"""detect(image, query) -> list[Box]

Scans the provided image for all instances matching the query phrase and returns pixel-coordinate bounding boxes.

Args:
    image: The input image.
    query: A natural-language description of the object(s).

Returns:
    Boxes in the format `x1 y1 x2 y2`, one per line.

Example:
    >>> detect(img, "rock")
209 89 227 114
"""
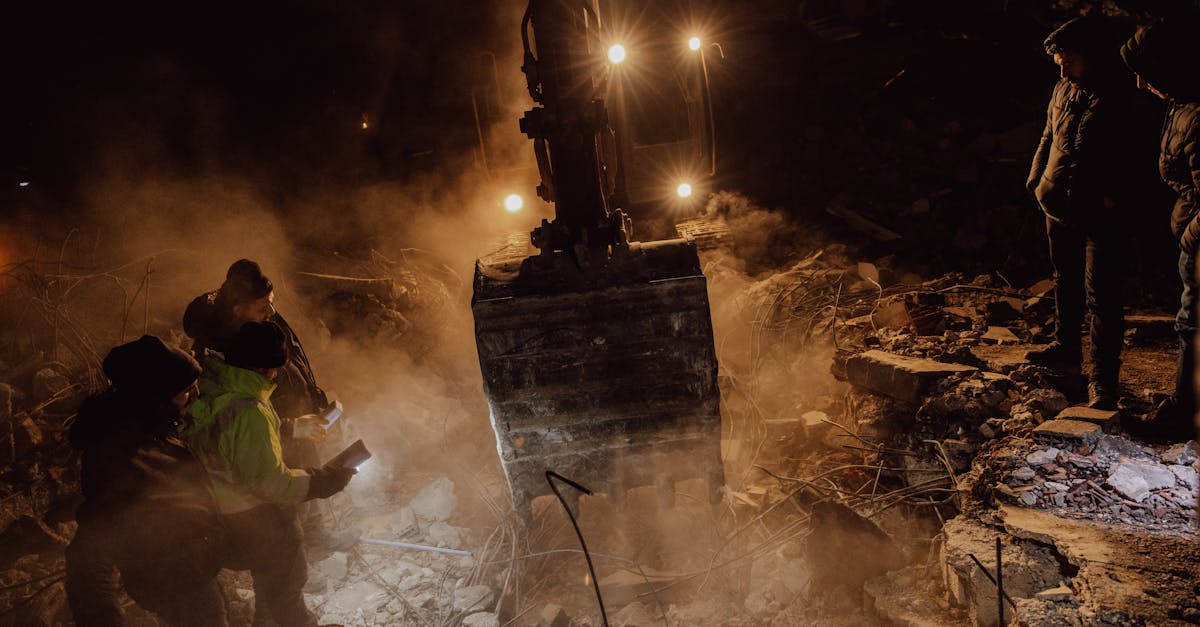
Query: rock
410 478 457 523
1019 491 1038 506
1107 463 1176 502
1033 420 1102 449
389 506 418 538
328 580 387 612
981 326 1020 344
537 603 570 627
1024 389 1071 416
1026 448 1059 466
980 417 1006 439
1094 435 1151 462
1043 481 1069 492
845 350 976 404
1169 488 1197 508
464 611 501 627
13 416 44 460
613 601 656 626
1169 465 1199 491
1011 467 1037 483
1055 406 1119 429
313 552 349 583
872 298 913 331
1034 584 1076 602
1162 441 1199 465
453 585 494 613
426 521 463 548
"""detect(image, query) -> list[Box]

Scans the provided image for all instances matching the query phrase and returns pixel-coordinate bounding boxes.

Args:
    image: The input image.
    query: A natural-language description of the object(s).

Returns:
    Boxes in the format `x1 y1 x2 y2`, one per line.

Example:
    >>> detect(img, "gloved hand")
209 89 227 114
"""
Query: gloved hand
305 466 356 500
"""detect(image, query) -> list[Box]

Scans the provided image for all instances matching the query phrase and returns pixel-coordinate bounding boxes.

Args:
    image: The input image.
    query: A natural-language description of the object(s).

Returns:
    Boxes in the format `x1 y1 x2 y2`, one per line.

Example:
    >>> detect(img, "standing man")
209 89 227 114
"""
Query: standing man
1121 18 1200 441
184 259 353 550
1025 15 1143 410
184 321 356 627
66 335 227 627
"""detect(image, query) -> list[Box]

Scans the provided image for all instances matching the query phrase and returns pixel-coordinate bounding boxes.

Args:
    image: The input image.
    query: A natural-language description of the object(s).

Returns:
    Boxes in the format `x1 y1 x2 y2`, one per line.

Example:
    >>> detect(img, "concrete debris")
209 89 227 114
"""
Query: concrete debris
1161 441 1199 465
1054 406 1119 429
1106 463 1176 503
1033 584 1076 603
312 551 349 584
409 477 457 523
1025 448 1059 466
388 506 418 538
612 601 657 627
536 603 570 627
452 585 494 613
845 349 976 404
981 326 1020 344
1032 419 1101 448
463 611 500 627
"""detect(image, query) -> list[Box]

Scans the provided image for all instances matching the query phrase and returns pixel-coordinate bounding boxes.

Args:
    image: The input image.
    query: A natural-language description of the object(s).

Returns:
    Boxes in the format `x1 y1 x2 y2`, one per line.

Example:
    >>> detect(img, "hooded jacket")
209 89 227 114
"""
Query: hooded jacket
1122 22 1200 252
183 290 327 419
69 390 224 589
183 356 312 513
1028 20 1144 223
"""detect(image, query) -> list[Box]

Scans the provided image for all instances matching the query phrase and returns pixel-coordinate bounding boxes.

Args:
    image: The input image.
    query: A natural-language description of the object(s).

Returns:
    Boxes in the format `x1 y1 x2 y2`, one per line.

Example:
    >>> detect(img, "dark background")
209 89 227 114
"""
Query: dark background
4 0 1195 304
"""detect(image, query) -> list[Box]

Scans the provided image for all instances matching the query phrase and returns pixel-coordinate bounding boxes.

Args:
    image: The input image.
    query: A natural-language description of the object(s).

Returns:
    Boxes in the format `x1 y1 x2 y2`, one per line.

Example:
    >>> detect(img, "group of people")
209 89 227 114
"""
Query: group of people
65 260 356 627
1026 14 1199 442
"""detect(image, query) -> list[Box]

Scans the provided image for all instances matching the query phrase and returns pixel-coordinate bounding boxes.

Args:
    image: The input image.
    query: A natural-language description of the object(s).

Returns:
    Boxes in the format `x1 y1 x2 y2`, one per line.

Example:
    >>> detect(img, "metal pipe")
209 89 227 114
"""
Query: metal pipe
359 538 473 557
996 537 1005 626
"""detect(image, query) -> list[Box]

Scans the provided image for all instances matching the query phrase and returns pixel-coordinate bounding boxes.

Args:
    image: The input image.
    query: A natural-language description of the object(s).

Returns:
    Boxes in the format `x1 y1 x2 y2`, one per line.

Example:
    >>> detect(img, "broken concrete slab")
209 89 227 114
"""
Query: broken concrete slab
410 478 457 523
1161 441 1199 465
1032 420 1102 449
845 350 976 404
463 612 500 627
1054 406 1119 430
1106 463 1176 502
452 585 494 613
981 326 1020 344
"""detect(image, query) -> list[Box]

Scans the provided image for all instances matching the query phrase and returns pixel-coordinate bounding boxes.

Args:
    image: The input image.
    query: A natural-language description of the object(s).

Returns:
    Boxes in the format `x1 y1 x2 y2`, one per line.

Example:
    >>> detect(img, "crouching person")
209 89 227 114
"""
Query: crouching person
184 321 355 627
66 335 227 627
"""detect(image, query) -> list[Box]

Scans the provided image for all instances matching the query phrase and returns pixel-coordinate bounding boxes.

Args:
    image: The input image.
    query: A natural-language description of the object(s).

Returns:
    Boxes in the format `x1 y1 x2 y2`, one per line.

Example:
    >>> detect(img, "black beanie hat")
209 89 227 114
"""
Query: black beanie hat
103 335 201 401
219 259 273 307
226 321 289 370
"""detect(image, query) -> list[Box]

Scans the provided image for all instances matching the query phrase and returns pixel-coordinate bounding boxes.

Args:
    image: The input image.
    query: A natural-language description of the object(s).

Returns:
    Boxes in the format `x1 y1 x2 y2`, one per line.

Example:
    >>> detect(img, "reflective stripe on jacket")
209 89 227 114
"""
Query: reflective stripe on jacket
183 356 310 513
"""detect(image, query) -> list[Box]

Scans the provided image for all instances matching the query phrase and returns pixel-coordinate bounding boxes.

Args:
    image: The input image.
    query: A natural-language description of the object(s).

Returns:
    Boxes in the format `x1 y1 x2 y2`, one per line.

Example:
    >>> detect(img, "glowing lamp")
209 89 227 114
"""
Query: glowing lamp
676 182 693 198
607 44 627 64
504 194 524 212
688 36 702 51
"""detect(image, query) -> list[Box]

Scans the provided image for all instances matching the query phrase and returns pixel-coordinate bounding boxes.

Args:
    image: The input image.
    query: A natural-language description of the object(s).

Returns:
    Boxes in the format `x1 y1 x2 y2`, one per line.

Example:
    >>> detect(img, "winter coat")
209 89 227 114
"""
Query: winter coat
1028 78 1144 223
183 290 327 419
68 391 225 592
1158 102 1200 252
1121 19 1200 252
183 356 312 514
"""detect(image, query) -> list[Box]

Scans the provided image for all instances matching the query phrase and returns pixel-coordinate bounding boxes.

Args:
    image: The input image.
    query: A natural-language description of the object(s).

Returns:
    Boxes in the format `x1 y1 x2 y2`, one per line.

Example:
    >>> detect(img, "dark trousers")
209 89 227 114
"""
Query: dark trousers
222 504 315 627
1046 216 1125 385
282 435 328 540
1174 251 1197 414
66 523 228 627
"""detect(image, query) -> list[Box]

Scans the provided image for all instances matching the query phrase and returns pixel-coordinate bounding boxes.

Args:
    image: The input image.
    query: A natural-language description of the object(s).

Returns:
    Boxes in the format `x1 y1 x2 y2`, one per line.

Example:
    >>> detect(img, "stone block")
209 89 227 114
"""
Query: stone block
845 350 976 404
1054 406 1118 430
1032 420 1102 449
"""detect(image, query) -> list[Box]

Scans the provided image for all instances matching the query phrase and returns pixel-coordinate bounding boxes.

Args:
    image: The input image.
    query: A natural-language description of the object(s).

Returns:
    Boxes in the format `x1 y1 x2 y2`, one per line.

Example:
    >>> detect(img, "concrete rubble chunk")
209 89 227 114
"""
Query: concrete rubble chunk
1025 448 1059 466
1107 463 1176 502
453 585 494 613
1011 467 1036 482
1161 441 1199 465
410 477 457 523
845 350 976 404
537 603 570 627
314 552 349 583
1034 584 1076 603
1032 420 1101 448
389 506 418 538
1169 465 1199 491
1054 406 1119 429
464 612 501 627
612 601 656 627
981 326 1020 344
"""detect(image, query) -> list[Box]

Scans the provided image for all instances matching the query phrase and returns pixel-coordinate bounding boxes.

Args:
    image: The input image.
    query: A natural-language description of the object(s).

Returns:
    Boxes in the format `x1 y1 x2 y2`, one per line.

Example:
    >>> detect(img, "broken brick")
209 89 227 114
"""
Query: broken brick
845 350 976 404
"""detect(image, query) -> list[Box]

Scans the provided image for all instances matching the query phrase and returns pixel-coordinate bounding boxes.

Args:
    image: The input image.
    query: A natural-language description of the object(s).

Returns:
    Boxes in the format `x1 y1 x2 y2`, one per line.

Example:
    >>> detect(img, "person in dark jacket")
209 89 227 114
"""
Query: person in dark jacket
1025 15 1146 409
183 259 354 550
1121 17 1200 441
65 335 228 627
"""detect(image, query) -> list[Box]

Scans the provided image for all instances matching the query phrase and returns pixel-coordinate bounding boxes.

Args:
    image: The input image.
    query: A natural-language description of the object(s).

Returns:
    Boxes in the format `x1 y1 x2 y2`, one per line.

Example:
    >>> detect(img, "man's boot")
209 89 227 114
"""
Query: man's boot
1122 397 1196 443
1086 379 1119 411
1025 341 1082 371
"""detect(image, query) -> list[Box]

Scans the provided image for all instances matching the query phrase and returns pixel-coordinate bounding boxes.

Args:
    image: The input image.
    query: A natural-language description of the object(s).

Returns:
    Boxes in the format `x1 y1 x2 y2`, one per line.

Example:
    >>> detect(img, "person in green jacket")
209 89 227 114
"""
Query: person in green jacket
185 321 355 627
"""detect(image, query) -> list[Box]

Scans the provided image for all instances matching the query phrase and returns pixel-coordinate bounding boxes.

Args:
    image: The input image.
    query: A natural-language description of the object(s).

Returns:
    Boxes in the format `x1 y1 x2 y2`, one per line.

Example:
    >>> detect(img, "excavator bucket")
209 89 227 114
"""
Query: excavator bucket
473 239 723 523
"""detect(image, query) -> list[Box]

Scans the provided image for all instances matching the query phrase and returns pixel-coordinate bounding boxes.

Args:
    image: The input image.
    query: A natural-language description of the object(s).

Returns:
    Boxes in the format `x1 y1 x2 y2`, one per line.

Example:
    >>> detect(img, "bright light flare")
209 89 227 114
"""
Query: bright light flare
607 44 627 64
688 36 702 51
504 194 524 212
676 182 693 198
